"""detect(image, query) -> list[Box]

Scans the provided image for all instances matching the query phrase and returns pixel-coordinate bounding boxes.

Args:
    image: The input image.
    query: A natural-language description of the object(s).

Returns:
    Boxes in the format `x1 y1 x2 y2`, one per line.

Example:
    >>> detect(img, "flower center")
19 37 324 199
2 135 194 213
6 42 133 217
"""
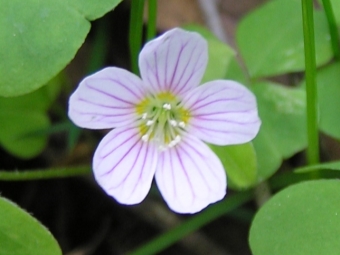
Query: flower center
136 92 190 150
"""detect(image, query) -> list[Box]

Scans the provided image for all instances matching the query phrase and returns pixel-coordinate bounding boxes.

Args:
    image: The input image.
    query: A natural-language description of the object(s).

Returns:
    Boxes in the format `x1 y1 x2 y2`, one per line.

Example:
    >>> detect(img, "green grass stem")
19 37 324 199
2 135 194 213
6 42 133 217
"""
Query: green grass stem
147 0 157 41
301 0 320 165
128 191 253 255
322 0 340 59
129 0 145 75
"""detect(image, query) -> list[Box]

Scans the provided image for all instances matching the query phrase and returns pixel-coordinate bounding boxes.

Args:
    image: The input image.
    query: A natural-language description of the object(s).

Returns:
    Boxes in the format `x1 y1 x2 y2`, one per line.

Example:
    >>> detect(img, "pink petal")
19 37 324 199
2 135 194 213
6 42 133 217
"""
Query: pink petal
182 80 261 145
69 67 146 129
155 134 226 214
139 28 207 96
93 126 158 205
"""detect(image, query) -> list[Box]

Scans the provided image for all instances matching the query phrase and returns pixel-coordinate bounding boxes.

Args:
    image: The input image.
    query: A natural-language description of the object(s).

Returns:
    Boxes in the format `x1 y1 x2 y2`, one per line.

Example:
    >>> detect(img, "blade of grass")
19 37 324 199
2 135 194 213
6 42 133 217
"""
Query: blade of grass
146 0 157 41
129 0 145 75
301 0 319 165
322 0 340 59
128 190 253 255
87 18 109 74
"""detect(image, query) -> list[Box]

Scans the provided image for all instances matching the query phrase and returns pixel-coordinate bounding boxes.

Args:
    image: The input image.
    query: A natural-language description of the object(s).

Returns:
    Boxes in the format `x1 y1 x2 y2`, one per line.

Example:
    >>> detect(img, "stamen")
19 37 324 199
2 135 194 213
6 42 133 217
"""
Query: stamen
175 135 181 143
170 120 177 127
137 93 189 149
146 120 154 126
168 135 181 148
179 121 186 128
142 134 149 142
163 103 171 110
168 140 176 147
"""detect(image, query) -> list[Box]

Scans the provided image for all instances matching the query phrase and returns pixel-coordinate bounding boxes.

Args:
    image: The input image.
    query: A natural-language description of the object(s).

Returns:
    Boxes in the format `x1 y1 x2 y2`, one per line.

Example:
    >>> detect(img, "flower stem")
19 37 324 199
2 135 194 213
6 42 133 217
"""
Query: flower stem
0 166 91 181
128 191 253 255
322 0 340 59
129 0 146 75
147 0 157 41
301 0 320 165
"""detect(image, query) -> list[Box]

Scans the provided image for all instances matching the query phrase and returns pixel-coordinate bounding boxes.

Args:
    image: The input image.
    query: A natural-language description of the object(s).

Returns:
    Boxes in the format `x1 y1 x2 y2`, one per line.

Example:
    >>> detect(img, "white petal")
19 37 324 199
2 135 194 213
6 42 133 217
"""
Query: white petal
155 134 226 214
93 126 158 205
182 80 261 145
69 67 146 129
139 28 207 96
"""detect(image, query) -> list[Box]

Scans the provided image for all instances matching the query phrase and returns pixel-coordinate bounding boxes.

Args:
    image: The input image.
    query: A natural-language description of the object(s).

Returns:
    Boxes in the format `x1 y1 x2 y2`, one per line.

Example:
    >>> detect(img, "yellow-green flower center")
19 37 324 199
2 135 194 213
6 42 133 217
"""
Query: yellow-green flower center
136 92 190 150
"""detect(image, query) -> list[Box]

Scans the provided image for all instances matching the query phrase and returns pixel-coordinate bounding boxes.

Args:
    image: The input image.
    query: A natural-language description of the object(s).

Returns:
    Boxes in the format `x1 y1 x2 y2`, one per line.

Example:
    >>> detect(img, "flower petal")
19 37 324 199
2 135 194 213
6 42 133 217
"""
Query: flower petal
182 80 261 145
155 134 226 214
93 126 158 205
69 67 146 129
139 28 208 96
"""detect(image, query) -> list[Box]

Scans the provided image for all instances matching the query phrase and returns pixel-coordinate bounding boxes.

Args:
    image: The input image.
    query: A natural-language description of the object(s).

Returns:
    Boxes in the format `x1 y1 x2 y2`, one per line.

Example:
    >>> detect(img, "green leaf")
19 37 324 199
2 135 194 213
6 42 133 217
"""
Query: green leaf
224 57 249 85
251 82 307 180
0 74 62 112
0 197 61 255
184 25 235 83
314 62 340 139
249 180 340 255
0 0 122 97
0 110 49 158
210 143 257 189
296 160 340 173
236 0 332 78
66 0 122 20
0 76 63 158
319 0 340 25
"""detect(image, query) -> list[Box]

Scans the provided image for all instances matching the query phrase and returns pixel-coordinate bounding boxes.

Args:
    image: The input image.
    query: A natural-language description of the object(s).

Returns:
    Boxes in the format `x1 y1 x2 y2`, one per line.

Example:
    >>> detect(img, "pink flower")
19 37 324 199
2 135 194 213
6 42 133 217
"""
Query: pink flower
68 28 260 214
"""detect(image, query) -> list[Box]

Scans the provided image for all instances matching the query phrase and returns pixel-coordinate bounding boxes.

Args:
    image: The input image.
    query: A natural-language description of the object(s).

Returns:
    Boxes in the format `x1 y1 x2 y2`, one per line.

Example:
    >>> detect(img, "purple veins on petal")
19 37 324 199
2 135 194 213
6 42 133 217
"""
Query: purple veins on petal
93 126 158 205
155 134 226 214
171 40 207 96
182 80 261 146
139 28 208 96
68 67 147 129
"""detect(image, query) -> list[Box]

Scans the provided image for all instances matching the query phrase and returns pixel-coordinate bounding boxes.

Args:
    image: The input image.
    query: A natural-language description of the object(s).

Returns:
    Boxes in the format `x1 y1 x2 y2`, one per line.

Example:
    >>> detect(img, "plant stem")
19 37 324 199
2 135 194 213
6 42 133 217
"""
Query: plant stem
253 181 271 208
87 18 109 74
128 191 253 255
129 0 145 75
322 0 340 59
301 0 320 165
147 0 157 41
0 166 91 181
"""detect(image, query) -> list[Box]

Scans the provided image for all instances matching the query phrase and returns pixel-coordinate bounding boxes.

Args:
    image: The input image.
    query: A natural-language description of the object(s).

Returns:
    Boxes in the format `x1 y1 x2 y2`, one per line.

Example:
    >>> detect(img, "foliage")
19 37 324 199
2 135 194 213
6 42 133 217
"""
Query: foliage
0 197 62 255
1 0 340 253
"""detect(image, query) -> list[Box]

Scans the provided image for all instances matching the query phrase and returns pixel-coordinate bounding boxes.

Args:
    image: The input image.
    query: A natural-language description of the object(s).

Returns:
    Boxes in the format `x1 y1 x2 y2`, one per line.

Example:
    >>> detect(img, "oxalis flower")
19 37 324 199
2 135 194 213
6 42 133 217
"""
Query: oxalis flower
68 28 261 214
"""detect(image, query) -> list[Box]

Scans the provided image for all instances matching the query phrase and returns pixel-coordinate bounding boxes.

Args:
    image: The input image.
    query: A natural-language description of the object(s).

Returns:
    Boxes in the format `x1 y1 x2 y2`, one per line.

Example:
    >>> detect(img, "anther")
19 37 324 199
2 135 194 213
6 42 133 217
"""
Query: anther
146 120 154 126
142 113 148 119
179 121 186 128
170 120 177 126
168 141 176 147
168 135 181 148
174 135 181 143
142 134 149 142
163 103 171 110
